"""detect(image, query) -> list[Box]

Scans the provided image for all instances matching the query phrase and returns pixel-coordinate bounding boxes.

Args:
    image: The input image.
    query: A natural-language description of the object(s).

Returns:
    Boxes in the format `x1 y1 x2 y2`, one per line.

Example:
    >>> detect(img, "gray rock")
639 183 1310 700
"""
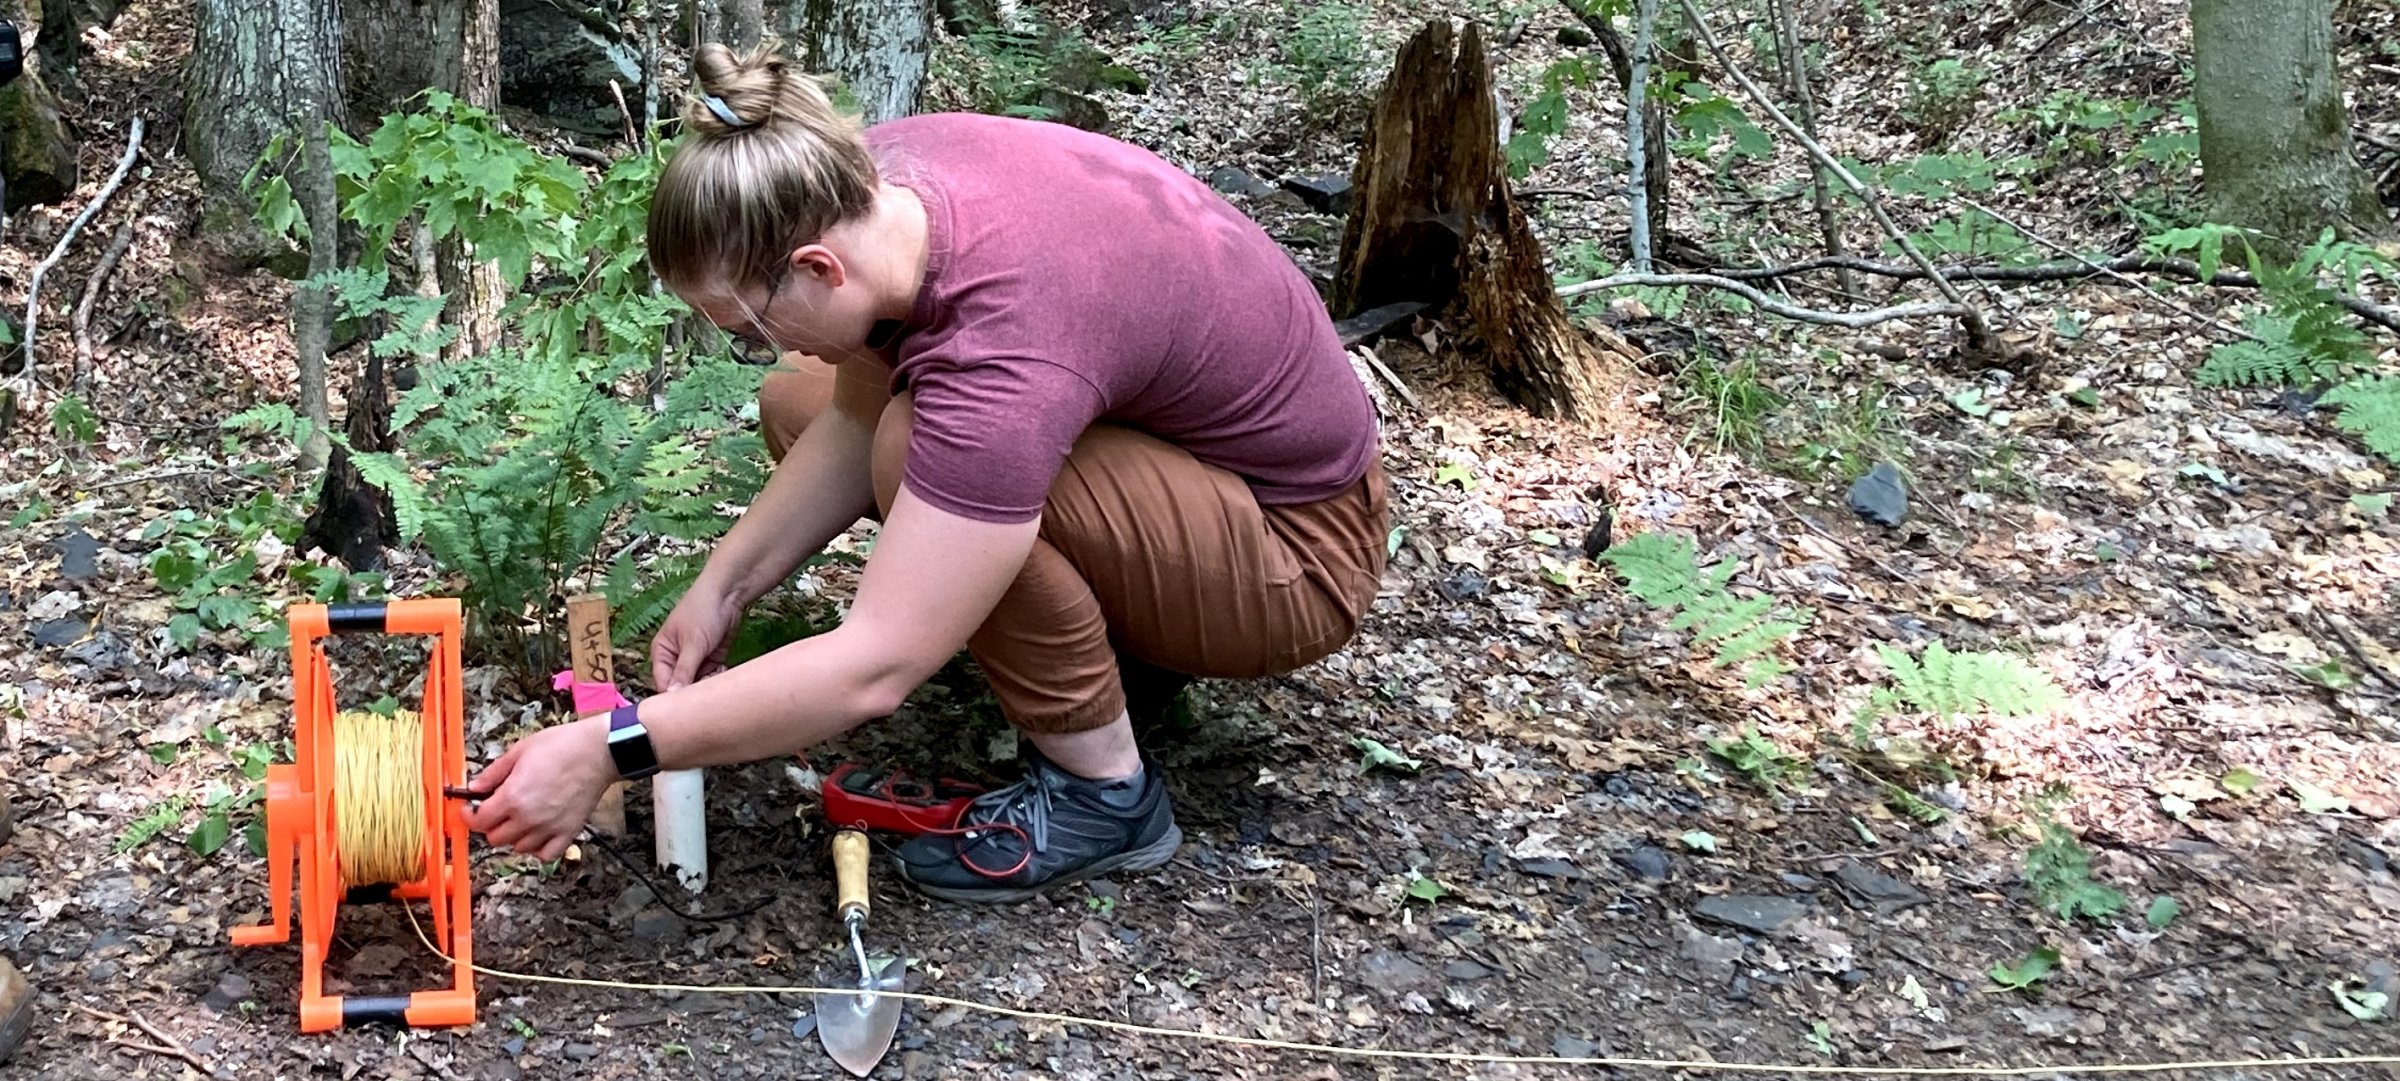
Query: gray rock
502 1037 526 1056
62 631 131 672
1440 572 1489 601
497 0 643 135
1553 1035 1597 1059
1357 950 1435 996
1847 462 1910 527
1680 927 1744 983
1207 166 1275 197
1613 844 1670 881
791 1014 818 1040
563 1042 599 1060
1833 859 1927 910
2367 960 2396 998
0 70 77 208
1279 173 1355 215
1519 858 1585 880
631 907 684 943
203 972 252 1013
1443 960 1495 980
1694 894 1808 936
31 618 88 648
53 528 98 580
1778 873 1821 892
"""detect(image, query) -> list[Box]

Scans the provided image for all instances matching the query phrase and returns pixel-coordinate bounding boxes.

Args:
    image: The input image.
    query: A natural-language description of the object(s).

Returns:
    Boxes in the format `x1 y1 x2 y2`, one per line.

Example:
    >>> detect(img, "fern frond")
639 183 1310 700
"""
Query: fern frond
604 550 709 646
1602 532 1809 682
2320 374 2400 464
1876 639 2065 723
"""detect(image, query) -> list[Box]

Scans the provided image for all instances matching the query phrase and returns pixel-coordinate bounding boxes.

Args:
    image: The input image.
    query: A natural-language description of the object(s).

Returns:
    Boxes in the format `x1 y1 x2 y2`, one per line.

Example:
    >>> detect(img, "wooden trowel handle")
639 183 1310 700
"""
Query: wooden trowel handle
833 829 870 922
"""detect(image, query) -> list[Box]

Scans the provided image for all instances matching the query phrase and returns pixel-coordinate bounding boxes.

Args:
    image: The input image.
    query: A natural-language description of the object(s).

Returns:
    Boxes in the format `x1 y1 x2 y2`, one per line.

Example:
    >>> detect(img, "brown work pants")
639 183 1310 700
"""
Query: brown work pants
760 357 1388 734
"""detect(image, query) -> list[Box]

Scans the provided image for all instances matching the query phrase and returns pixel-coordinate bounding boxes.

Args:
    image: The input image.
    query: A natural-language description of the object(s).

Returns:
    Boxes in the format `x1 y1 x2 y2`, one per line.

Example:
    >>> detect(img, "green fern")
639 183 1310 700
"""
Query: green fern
1601 532 1811 683
2023 820 2125 924
1874 640 2065 723
114 797 188 854
2320 375 2400 464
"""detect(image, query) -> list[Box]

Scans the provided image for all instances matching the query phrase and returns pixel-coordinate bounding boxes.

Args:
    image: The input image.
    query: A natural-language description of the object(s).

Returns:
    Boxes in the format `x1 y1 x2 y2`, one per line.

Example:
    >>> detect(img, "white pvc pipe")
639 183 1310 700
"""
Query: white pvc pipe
653 768 708 892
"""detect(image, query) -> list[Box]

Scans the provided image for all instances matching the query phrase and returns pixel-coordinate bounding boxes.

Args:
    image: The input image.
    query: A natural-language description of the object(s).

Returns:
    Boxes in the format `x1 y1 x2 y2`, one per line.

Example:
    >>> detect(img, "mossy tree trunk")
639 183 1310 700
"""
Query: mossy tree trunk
793 0 932 123
2193 0 2392 248
1334 19 1637 424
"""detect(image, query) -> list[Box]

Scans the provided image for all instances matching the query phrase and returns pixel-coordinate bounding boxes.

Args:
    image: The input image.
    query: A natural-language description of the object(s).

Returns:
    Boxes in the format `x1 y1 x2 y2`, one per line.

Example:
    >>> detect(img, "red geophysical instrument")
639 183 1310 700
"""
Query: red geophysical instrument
231 600 478 1033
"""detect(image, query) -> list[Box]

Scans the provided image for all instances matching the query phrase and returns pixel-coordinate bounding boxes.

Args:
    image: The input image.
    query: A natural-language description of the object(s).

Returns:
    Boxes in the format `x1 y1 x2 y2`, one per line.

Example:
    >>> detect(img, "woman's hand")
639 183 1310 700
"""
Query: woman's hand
462 716 615 862
651 584 744 691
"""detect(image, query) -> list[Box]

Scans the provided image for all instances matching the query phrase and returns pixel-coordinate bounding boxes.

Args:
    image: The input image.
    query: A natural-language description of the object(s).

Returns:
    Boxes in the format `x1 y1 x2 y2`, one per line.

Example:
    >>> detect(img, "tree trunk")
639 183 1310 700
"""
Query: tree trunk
728 0 765 47
299 341 399 570
292 117 339 474
1334 20 1639 424
2193 0 2392 247
796 0 932 124
441 0 504 360
37 0 77 97
184 0 347 260
1773 0 1854 298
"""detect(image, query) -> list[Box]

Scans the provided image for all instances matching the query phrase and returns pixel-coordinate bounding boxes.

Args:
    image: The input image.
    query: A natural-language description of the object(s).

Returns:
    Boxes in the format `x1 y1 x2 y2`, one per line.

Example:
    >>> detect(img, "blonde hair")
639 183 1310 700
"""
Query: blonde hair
645 40 880 294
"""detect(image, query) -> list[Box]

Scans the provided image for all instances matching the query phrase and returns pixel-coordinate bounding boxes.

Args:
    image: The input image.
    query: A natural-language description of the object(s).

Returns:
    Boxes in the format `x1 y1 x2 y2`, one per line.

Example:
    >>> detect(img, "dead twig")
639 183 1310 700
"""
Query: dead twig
1703 254 2400 335
1559 271 1971 330
71 1002 222 1078
72 196 146 392
1673 0 1990 350
12 116 145 404
1959 198 2257 342
1353 345 1422 411
2069 950 2247 1003
2319 609 2400 693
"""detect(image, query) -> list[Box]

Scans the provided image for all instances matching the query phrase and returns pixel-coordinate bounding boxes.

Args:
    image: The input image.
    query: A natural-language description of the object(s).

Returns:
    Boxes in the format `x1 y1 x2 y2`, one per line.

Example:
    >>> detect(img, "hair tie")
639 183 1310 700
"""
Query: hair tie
700 93 752 130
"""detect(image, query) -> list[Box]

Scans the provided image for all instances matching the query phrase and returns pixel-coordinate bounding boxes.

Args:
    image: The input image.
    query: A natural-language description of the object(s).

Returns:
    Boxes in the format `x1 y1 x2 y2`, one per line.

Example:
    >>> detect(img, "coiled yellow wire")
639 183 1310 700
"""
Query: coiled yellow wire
334 709 427 887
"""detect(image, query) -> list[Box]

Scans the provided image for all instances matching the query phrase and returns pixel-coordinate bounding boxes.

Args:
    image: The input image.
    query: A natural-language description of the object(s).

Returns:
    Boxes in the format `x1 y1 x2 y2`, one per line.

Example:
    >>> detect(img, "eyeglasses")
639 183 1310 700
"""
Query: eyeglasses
722 266 789 366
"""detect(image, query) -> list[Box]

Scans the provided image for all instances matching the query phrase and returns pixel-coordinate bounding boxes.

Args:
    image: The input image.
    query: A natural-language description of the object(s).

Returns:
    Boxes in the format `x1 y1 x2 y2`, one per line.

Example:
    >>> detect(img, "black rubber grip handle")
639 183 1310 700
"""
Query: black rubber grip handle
324 603 388 633
341 996 413 1026
342 884 395 905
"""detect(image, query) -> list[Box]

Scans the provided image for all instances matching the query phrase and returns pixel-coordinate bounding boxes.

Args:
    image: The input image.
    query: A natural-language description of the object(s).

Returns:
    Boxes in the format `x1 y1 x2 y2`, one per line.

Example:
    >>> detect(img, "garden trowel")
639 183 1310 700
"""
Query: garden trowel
817 830 905 1077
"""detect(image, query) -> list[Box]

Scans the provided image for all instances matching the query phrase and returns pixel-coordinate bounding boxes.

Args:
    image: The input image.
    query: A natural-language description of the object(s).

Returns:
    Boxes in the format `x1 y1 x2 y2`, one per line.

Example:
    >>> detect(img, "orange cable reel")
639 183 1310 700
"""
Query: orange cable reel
231 599 478 1033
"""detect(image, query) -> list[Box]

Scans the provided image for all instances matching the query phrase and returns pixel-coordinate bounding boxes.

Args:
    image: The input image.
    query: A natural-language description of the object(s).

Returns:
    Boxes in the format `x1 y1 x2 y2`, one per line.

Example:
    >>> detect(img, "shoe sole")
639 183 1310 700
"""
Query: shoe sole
896 824 1185 905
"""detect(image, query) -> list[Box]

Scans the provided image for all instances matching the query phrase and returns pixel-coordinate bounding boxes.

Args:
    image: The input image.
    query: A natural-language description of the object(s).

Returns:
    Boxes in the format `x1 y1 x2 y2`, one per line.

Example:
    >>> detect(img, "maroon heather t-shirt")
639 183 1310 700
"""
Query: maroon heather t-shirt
861 113 1379 525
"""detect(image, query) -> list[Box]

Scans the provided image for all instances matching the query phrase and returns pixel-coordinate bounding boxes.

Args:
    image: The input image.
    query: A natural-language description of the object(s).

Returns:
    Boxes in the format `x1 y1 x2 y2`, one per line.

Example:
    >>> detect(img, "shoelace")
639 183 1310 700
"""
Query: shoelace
920 764 1059 880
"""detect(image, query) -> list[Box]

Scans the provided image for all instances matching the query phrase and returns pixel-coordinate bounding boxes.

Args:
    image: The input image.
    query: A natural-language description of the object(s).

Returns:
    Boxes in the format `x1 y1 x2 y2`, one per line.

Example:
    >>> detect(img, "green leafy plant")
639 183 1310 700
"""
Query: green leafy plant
139 491 377 653
1865 640 2066 724
240 93 776 672
114 797 188 854
2023 820 2126 924
1706 726 1807 794
1989 946 2059 992
1598 532 1812 686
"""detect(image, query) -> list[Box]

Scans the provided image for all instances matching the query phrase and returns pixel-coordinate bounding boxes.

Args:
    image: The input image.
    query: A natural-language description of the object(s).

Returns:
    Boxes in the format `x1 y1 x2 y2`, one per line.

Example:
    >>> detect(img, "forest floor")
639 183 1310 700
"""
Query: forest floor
3 0 2399 1078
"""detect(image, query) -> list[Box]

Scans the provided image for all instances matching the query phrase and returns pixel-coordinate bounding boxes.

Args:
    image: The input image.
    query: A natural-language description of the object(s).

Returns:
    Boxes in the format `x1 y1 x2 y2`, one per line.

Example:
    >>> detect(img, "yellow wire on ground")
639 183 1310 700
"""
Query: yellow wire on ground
334 709 427 888
402 906 2393 1077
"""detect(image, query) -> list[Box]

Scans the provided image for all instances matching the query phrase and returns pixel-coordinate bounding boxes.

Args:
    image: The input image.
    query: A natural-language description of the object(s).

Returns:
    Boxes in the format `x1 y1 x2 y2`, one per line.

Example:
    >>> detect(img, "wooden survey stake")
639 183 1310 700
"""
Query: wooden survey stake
566 593 628 836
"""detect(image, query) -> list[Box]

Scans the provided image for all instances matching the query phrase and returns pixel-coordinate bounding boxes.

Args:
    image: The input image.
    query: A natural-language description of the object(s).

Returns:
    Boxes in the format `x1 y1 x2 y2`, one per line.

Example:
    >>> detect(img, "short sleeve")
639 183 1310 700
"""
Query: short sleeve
897 356 1106 523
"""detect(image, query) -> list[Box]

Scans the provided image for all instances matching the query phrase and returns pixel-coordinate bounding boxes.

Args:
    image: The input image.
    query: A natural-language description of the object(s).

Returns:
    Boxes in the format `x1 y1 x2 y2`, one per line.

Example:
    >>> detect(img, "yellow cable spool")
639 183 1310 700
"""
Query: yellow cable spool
332 709 428 888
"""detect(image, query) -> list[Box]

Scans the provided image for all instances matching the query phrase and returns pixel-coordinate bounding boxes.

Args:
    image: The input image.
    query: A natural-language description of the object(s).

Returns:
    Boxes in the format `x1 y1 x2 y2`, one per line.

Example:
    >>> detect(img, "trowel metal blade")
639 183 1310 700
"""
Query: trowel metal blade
816 956 904 1077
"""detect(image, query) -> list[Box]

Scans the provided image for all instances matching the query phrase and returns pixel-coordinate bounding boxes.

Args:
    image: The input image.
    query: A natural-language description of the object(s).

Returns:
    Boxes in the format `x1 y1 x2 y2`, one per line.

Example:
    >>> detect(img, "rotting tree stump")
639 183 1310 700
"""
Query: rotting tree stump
1332 18 1639 425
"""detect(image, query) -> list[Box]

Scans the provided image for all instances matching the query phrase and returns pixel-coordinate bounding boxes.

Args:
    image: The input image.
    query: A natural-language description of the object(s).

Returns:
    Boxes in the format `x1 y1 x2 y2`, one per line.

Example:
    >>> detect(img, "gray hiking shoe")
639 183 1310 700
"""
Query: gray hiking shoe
892 749 1181 904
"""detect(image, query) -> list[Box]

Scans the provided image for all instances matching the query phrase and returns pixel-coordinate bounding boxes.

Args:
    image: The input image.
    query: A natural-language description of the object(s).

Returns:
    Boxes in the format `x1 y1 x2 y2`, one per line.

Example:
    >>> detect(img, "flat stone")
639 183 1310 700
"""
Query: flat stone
1279 173 1355 215
1553 1035 1597 1059
1779 873 1821 892
1357 950 1435 996
30 618 88 648
631 907 684 943
1206 166 1275 197
1680 928 1744 983
202 972 253 1013
1443 960 1496 980
1833 859 1927 909
1333 301 1425 347
52 528 98 580
790 1014 818 1040
502 1037 526 1056
1612 844 1670 880
1085 879 1121 900
1694 894 1808 936
563 1042 599 1060
1519 858 1585 880
1847 462 1910 527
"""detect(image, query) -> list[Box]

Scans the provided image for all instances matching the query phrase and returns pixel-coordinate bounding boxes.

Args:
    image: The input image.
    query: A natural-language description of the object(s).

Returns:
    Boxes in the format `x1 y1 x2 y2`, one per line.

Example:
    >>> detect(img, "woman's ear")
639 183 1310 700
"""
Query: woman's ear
791 244 847 288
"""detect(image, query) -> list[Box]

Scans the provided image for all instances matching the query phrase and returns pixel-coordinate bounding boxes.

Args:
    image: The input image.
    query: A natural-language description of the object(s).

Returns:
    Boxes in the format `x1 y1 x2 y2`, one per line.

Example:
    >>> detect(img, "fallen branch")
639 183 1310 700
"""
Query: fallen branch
1559 271 1971 330
1696 254 2400 335
72 197 145 392
1959 198 2255 342
13 116 144 403
1674 0 1991 349
71 1003 221 1079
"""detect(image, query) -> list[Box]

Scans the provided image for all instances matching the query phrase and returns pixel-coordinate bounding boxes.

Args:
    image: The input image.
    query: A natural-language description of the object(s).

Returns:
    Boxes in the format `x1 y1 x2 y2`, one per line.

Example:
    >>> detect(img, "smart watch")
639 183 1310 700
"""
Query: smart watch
605 702 660 780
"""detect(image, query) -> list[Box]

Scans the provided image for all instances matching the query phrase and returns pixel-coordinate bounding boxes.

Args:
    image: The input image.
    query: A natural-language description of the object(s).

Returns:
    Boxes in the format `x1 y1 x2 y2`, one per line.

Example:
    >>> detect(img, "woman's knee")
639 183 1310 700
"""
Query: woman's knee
758 354 840 462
